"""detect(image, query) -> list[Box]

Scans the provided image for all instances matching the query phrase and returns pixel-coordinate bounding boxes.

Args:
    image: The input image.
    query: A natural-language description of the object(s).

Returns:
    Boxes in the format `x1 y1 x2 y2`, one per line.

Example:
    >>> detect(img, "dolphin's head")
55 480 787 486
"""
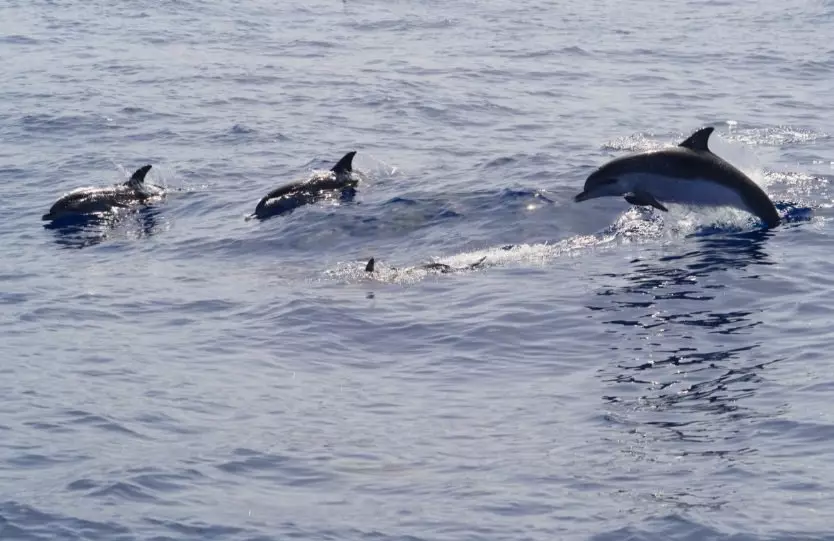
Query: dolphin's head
575 156 634 203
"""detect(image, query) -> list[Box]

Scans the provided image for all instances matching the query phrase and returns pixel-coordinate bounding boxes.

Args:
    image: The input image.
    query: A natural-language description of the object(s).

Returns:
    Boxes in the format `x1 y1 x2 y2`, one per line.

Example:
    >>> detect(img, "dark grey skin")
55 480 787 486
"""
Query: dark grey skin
575 127 781 228
252 151 359 219
42 165 163 221
364 256 487 274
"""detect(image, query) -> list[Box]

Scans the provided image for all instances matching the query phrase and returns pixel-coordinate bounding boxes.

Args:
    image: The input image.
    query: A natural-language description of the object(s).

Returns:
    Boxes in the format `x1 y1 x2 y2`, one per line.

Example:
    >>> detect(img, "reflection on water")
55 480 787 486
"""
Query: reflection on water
587 230 783 456
44 206 167 249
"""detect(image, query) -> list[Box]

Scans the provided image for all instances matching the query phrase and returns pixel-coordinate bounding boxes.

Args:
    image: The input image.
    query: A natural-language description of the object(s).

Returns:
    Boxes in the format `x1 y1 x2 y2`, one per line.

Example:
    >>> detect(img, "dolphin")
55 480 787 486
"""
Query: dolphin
251 151 359 220
43 165 164 222
364 256 487 274
574 127 781 228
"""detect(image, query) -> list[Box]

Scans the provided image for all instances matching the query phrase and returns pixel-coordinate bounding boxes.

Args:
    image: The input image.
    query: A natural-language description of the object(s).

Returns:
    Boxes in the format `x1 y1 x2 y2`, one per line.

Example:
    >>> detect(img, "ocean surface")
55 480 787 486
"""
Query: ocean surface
2 1 834 539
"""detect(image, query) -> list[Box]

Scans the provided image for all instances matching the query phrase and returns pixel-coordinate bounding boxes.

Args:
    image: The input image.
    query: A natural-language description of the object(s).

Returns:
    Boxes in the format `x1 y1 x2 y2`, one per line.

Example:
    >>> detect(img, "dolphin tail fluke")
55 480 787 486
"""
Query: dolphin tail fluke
365 257 375 272
331 151 356 175
127 165 153 187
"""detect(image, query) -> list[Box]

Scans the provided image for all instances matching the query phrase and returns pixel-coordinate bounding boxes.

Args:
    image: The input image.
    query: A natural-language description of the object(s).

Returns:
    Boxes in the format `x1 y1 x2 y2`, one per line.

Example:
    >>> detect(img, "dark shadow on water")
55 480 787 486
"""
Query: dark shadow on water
587 229 783 455
594 228 773 305
44 206 164 249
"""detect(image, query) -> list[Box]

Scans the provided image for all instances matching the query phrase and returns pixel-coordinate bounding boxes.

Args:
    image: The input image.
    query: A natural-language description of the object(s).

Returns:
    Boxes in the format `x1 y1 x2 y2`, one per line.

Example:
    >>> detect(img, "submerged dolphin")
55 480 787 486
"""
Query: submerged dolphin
43 165 164 221
575 127 781 228
364 256 487 274
252 151 359 220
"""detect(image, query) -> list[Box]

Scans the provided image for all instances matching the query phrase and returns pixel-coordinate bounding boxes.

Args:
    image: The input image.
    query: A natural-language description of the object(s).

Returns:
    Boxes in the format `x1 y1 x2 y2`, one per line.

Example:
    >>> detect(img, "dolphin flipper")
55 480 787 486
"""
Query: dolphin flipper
331 151 357 175
624 191 668 212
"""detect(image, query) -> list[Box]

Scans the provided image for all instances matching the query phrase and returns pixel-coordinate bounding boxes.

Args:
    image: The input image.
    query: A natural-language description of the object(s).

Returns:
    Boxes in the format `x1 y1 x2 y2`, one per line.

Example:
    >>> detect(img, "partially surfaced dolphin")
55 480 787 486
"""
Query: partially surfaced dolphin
251 151 359 220
575 127 781 228
364 256 487 274
43 165 164 222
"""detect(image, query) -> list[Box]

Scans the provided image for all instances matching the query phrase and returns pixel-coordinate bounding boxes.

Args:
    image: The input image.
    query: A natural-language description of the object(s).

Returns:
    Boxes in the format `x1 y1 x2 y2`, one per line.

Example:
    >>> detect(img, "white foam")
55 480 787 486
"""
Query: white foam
322 202 768 286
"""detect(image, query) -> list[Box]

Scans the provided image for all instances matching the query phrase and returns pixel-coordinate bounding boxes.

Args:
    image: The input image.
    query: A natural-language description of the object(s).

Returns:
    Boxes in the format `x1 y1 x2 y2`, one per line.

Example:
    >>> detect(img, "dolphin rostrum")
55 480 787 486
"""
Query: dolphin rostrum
43 165 163 221
575 127 781 228
252 151 359 220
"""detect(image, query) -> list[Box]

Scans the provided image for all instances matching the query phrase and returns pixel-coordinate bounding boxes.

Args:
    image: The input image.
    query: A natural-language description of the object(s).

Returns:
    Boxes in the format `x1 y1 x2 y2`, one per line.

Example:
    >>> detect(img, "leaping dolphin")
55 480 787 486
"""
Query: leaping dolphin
43 165 164 222
251 151 359 220
574 127 781 228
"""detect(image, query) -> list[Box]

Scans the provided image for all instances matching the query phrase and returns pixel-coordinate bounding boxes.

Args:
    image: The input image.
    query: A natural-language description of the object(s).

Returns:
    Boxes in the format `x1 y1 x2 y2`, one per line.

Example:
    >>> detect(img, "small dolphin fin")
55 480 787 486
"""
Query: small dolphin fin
365 257 375 272
126 165 152 187
678 127 714 152
624 191 668 212
331 151 356 175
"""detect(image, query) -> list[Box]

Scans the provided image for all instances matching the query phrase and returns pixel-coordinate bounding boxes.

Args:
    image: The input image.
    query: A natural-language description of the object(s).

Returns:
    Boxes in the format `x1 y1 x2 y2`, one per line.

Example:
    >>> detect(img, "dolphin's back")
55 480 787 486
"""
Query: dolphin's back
44 183 160 221
48 186 133 214
254 170 359 217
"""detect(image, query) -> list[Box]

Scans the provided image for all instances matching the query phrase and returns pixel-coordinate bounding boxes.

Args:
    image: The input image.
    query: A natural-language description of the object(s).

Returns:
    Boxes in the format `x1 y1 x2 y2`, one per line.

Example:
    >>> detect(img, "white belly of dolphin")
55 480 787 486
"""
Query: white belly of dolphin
621 172 750 211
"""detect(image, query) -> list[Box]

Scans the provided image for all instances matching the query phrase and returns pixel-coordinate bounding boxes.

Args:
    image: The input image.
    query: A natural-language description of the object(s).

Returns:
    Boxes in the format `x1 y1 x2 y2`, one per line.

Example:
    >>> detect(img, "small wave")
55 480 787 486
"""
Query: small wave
60 409 150 439
143 517 246 539
353 17 457 32
602 124 829 157
724 125 829 147
216 448 335 486
7 452 89 469
288 39 338 49
131 470 205 494
480 152 555 170
20 113 123 136
88 481 161 503
208 123 260 143
69 468 204 505
775 200 816 224
0 35 39 45
504 45 592 59
0 501 132 540
499 188 555 204
601 133 670 152
230 123 255 134
764 170 831 189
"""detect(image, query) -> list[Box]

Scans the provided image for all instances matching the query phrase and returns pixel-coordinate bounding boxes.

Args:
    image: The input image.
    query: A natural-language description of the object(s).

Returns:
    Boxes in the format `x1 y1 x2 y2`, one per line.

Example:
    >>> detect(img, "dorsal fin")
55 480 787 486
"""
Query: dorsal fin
365 257 375 272
126 165 152 187
679 127 714 152
331 151 356 175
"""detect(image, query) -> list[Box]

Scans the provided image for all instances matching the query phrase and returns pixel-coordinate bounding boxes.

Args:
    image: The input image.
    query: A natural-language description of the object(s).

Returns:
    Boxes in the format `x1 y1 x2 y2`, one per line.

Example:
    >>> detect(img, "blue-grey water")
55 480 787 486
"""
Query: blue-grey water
2 1 834 539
